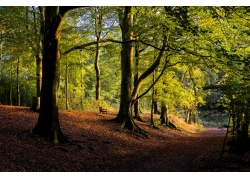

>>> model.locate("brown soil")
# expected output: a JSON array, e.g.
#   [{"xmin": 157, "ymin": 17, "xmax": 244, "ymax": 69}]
[{"xmin": 0, "ymin": 105, "xmax": 250, "ymax": 172}]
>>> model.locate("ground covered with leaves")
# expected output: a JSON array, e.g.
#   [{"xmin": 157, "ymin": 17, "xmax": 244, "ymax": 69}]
[{"xmin": 0, "ymin": 105, "xmax": 250, "ymax": 172}]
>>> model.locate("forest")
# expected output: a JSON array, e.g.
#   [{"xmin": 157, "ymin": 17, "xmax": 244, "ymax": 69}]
[{"xmin": 1, "ymin": 6, "xmax": 250, "ymax": 172}]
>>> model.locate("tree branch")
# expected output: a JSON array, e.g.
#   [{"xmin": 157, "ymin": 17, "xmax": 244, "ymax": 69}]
[
  {"xmin": 131, "ymin": 36, "xmax": 168, "ymax": 102},
  {"xmin": 61, "ymin": 38, "xmax": 174, "ymax": 57},
  {"xmin": 133, "ymin": 55, "xmax": 182, "ymax": 104}
]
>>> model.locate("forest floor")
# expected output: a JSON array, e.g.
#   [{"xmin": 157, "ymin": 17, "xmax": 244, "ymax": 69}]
[{"xmin": 0, "ymin": 105, "xmax": 250, "ymax": 172}]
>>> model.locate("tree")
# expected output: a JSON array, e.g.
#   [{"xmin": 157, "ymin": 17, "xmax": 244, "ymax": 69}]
[
  {"xmin": 113, "ymin": 6, "xmax": 169, "ymax": 135},
  {"xmin": 32, "ymin": 6, "xmax": 81, "ymax": 144}
]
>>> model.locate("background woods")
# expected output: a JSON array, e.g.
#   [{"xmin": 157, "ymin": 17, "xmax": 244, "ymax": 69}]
[{"xmin": 1, "ymin": 6, "xmax": 250, "ymax": 145}]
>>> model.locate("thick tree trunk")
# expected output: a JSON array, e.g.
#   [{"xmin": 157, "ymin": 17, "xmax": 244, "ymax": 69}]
[
  {"xmin": 115, "ymin": 7, "xmax": 145, "ymax": 134},
  {"xmin": 116, "ymin": 6, "xmax": 133, "ymax": 126},
  {"xmin": 32, "ymin": 6, "xmax": 72, "ymax": 144},
  {"xmin": 115, "ymin": 7, "xmax": 167, "ymax": 136}
]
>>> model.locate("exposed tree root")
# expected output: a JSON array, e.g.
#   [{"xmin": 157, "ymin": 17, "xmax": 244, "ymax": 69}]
[
  {"xmin": 160, "ymin": 120, "xmax": 181, "ymax": 131},
  {"xmin": 32, "ymin": 126, "xmax": 69, "ymax": 145},
  {"xmin": 134, "ymin": 115, "xmax": 144, "ymax": 122},
  {"xmin": 119, "ymin": 119, "xmax": 148, "ymax": 138}
]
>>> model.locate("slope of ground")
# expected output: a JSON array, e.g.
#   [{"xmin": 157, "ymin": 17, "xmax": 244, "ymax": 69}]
[{"xmin": 0, "ymin": 105, "xmax": 250, "ymax": 172}]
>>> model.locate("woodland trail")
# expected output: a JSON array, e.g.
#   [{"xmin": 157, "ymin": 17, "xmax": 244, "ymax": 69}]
[
  {"xmin": 129, "ymin": 128, "xmax": 228, "ymax": 172},
  {"xmin": 0, "ymin": 106, "xmax": 250, "ymax": 172}
]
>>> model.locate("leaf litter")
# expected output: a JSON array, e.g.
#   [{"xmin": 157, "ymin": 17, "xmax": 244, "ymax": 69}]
[{"xmin": 0, "ymin": 105, "xmax": 250, "ymax": 172}]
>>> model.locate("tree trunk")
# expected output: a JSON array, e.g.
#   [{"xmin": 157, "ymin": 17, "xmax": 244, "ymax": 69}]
[
  {"xmin": 31, "ymin": 6, "xmax": 44, "ymax": 111},
  {"xmin": 115, "ymin": 6, "xmax": 167, "ymax": 136},
  {"xmin": 65, "ymin": 56, "xmax": 69, "ymax": 110},
  {"xmin": 115, "ymin": 7, "xmax": 145, "ymax": 134},
  {"xmin": 30, "ymin": 96, "xmax": 40, "ymax": 112},
  {"xmin": 153, "ymin": 89, "xmax": 160, "ymax": 114},
  {"xmin": 185, "ymin": 108, "xmax": 189, "ymax": 123},
  {"xmin": 9, "ymin": 64, "xmax": 12, "ymax": 106},
  {"xmin": 150, "ymin": 70, "xmax": 157, "ymax": 128},
  {"xmin": 185, "ymin": 108, "xmax": 192, "ymax": 124},
  {"xmin": 161, "ymin": 103, "xmax": 178, "ymax": 129},
  {"xmin": 95, "ymin": 42, "xmax": 101, "ymax": 101},
  {"xmin": 16, "ymin": 58, "xmax": 20, "ymax": 106},
  {"xmin": 32, "ymin": 6, "xmax": 74, "ymax": 144},
  {"xmin": 116, "ymin": 6, "xmax": 134, "ymax": 127},
  {"xmin": 134, "ymin": 44, "xmax": 143, "ymax": 122},
  {"xmin": 160, "ymin": 103, "xmax": 169, "ymax": 125},
  {"xmin": 0, "ymin": 41, "xmax": 2, "ymax": 81},
  {"xmin": 94, "ymin": 7, "xmax": 102, "ymax": 101}
]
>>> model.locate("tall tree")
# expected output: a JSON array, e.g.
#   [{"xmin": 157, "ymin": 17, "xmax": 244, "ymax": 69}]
[
  {"xmin": 94, "ymin": 6, "xmax": 102, "ymax": 101},
  {"xmin": 114, "ymin": 6, "xmax": 168, "ymax": 135},
  {"xmin": 32, "ymin": 6, "xmax": 80, "ymax": 144}
]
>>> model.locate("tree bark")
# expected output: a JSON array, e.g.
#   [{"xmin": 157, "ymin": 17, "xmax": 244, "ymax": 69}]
[
  {"xmin": 185, "ymin": 108, "xmax": 192, "ymax": 124},
  {"xmin": 94, "ymin": 7, "xmax": 102, "ymax": 101},
  {"xmin": 65, "ymin": 56, "xmax": 69, "ymax": 110},
  {"xmin": 134, "ymin": 44, "xmax": 143, "ymax": 122},
  {"xmin": 150, "ymin": 70, "xmax": 158, "ymax": 128},
  {"xmin": 160, "ymin": 103, "xmax": 169, "ymax": 125},
  {"xmin": 0, "ymin": 41, "xmax": 2, "ymax": 81},
  {"xmin": 116, "ymin": 6, "xmax": 135, "ymax": 128},
  {"xmin": 95, "ymin": 42, "xmax": 101, "ymax": 101},
  {"xmin": 9, "ymin": 64, "xmax": 12, "ymax": 106},
  {"xmin": 30, "ymin": 6, "xmax": 44, "ymax": 111},
  {"xmin": 161, "ymin": 103, "xmax": 178, "ymax": 129},
  {"xmin": 16, "ymin": 58, "xmax": 20, "ymax": 106},
  {"xmin": 32, "ymin": 6, "xmax": 76, "ymax": 144},
  {"xmin": 114, "ymin": 7, "xmax": 167, "ymax": 136}
]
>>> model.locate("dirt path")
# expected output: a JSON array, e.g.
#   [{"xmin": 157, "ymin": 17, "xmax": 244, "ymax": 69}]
[{"xmin": 125, "ymin": 128, "xmax": 228, "ymax": 172}]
